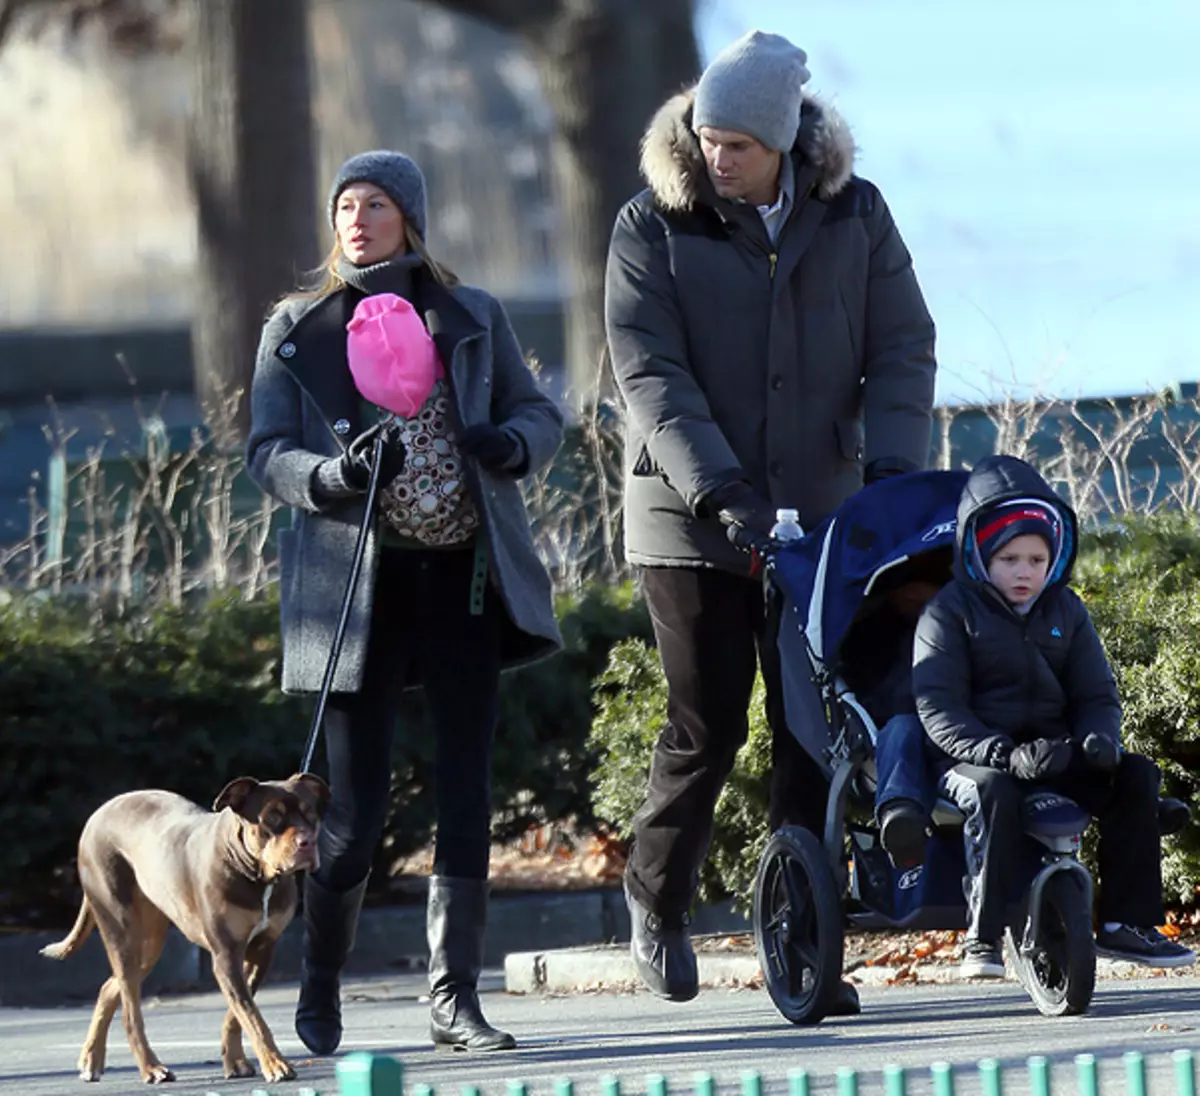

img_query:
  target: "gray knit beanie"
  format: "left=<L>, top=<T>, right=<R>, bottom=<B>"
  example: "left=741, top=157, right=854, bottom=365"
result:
left=327, top=150, right=428, bottom=241
left=692, top=30, right=811, bottom=152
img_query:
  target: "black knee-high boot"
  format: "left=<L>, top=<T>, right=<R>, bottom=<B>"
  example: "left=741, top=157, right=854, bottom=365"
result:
left=295, top=875, right=368, bottom=1055
left=427, top=876, right=515, bottom=1051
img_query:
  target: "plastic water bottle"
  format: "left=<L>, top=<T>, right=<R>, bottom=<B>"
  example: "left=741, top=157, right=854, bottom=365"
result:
left=770, top=507, right=804, bottom=542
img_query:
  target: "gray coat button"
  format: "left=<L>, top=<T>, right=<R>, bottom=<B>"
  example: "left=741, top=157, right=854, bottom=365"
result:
left=333, top=419, right=351, bottom=436
left=279, top=342, right=296, bottom=358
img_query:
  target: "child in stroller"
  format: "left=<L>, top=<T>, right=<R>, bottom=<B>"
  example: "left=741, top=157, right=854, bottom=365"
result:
left=912, top=454, right=1195, bottom=976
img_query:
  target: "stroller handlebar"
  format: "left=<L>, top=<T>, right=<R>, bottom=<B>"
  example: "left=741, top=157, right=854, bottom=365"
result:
left=725, top=522, right=780, bottom=557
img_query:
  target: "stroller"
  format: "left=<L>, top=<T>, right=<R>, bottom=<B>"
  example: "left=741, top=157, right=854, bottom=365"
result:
left=734, top=471, right=1097, bottom=1023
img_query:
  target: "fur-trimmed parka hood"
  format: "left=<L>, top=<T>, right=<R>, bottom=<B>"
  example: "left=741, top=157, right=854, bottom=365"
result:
left=640, top=85, right=856, bottom=214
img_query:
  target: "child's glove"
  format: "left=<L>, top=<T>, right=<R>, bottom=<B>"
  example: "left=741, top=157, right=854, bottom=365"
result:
left=1080, top=732, right=1121, bottom=772
left=1008, top=738, right=1072, bottom=782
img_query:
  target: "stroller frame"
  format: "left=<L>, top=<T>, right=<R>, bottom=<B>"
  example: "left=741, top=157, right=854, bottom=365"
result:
left=734, top=476, right=1098, bottom=1025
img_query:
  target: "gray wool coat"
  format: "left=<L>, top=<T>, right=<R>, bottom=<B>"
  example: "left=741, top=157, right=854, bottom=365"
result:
left=246, top=269, right=564, bottom=695
left=605, top=88, right=937, bottom=572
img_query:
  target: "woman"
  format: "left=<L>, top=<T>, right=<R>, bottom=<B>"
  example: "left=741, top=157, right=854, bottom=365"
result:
left=246, top=150, right=564, bottom=1054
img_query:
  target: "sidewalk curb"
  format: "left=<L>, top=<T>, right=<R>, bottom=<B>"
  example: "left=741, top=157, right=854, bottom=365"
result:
left=0, top=888, right=750, bottom=1007
left=505, top=941, right=762, bottom=994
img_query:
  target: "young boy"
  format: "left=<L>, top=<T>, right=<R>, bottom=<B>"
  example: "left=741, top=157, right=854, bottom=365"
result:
left=912, top=455, right=1194, bottom=978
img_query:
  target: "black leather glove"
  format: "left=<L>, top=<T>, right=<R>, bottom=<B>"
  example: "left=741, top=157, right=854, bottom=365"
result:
left=1081, top=732, right=1121, bottom=772
left=1008, top=738, right=1073, bottom=782
left=458, top=423, right=524, bottom=473
left=315, top=421, right=406, bottom=499
left=704, top=481, right=776, bottom=537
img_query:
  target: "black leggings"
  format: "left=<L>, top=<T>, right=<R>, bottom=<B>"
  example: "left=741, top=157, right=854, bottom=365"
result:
left=313, top=545, right=503, bottom=891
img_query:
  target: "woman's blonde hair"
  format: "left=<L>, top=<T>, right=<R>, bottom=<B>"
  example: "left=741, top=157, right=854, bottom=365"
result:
left=280, top=223, right=458, bottom=306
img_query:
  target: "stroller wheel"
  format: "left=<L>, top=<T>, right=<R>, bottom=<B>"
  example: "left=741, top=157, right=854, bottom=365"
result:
left=1006, top=872, right=1096, bottom=1017
left=753, top=825, right=844, bottom=1025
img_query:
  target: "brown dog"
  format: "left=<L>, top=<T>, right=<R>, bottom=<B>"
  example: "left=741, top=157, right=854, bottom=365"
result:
left=41, top=773, right=330, bottom=1084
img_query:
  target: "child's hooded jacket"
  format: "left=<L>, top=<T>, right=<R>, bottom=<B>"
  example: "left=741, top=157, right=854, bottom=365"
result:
left=912, top=455, right=1120, bottom=769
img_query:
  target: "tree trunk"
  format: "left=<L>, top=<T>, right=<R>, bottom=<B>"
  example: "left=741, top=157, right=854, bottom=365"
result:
left=432, top=0, right=701, bottom=402
left=189, top=0, right=318, bottom=440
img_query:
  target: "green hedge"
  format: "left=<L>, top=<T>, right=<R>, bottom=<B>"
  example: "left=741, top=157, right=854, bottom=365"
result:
left=0, top=582, right=650, bottom=923
left=589, top=513, right=1200, bottom=912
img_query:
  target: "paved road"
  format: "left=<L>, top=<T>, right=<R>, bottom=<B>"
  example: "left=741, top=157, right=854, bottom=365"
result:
left=2, top=972, right=1197, bottom=1096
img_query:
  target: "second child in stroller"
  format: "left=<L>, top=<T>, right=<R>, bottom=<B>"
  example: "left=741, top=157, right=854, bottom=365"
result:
left=838, top=555, right=947, bottom=870
left=913, top=455, right=1195, bottom=978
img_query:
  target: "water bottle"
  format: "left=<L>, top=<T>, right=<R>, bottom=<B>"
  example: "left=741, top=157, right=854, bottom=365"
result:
left=770, top=507, right=804, bottom=542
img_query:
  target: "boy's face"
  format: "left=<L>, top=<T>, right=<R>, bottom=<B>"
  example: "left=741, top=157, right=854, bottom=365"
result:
left=987, top=533, right=1051, bottom=607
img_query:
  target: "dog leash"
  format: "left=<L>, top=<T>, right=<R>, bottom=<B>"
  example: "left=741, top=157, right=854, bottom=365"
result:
left=300, top=431, right=388, bottom=775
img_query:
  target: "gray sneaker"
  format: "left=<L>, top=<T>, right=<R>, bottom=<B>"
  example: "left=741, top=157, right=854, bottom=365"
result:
left=1095, top=925, right=1196, bottom=968
left=624, top=881, right=698, bottom=1001
left=960, top=938, right=1005, bottom=979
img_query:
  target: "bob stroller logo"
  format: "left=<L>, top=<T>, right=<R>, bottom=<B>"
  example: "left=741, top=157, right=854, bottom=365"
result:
left=897, top=866, right=923, bottom=890
left=922, top=519, right=957, bottom=543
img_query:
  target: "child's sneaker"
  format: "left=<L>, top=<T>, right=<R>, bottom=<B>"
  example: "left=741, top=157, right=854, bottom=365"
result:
left=1095, top=925, right=1196, bottom=968
left=960, top=938, right=1005, bottom=979
left=879, top=799, right=928, bottom=869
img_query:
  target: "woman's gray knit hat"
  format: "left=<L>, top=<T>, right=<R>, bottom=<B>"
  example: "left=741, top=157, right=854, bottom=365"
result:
left=327, top=150, right=428, bottom=241
left=692, top=30, right=811, bottom=152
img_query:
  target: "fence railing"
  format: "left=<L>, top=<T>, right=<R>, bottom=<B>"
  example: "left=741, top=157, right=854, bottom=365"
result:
left=206, top=1048, right=1198, bottom=1096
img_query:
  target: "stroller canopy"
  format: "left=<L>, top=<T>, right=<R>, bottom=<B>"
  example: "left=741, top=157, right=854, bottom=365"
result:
left=771, top=470, right=969, bottom=663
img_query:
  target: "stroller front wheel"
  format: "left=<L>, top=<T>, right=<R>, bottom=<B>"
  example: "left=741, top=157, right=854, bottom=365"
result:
left=753, top=825, right=844, bottom=1025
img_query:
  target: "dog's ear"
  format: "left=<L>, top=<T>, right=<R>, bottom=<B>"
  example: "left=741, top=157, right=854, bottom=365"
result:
left=213, top=777, right=261, bottom=817
left=290, top=773, right=332, bottom=818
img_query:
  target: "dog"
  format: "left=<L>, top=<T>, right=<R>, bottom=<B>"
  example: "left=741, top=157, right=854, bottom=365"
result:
left=41, top=773, right=330, bottom=1084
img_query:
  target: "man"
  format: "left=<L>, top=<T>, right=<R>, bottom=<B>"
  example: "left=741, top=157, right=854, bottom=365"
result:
left=604, top=29, right=937, bottom=1007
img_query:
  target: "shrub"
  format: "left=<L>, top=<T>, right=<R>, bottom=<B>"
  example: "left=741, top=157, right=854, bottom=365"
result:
left=0, top=580, right=651, bottom=922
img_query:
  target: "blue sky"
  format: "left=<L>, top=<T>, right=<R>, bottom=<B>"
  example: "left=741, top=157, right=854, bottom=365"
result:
left=696, top=1, right=1200, bottom=404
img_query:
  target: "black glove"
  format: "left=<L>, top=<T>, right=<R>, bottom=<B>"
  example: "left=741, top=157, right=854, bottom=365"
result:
left=1081, top=732, right=1121, bottom=773
left=346, top=420, right=407, bottom=486
left=458, top=423, right=523, bottom=473
left=1008, top=738, right=1073, bottom=782
left=704, top=480, right=776, bottom=537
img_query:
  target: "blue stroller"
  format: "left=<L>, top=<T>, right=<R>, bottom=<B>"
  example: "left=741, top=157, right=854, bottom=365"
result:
left=735, top=471, right=1097, bottom=1023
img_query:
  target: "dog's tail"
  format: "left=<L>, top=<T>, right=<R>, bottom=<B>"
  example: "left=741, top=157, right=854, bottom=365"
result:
left=40, top=896, right=95, bottom=961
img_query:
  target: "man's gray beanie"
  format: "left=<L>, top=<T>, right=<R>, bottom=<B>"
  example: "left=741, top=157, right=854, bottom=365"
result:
left=327, top=150, right=428, bottom=241
left=692, top=30, right=811, bottom=152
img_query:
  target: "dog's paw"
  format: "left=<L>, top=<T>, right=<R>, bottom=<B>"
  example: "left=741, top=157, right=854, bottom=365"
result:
left=78, top=1066, right=102, bottom=1083
left=141, top=1064, right=175, bottom=1084
left=260, top=1057, right=296, bottom=1083
left=223, top=1058, right=256, bottom=1080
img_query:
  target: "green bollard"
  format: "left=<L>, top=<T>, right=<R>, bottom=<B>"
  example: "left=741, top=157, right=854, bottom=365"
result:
left=413, top=1085, right=435, bottom=1096
left=337, top=1051, right=404, bottom=1096
left=1125, top=1051, right=1147, bottom=1096
left=645, top=1076, right=668, bottom=1096
left=509, top=1083, right=530, bottom=1096
left=978, top=1058, right=1003, bottom=1096
left=1176, top=1050, right=1197, bottom=1096
left=600, top=1075, right=620, bottom=1096
left=694, top=1072, right=715, bottom=1096
left=787, top=1068, right=811, bottom=1096
left=742, top=1071, right=764, bottom=1096
left=931, top=1060, right=955, bottom=1096
left=883, top=1064, right=907, bottom=1096
left=1075, top=1054, right=1099, bottom=1096
left=836, top=1066, right=858, bottom=1096
left=556, top=1080, right=577, bottom=1096
left=1027, top=1055, right=1050, bottom=1096
left=462, top=1087, right=482, bottom=1096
